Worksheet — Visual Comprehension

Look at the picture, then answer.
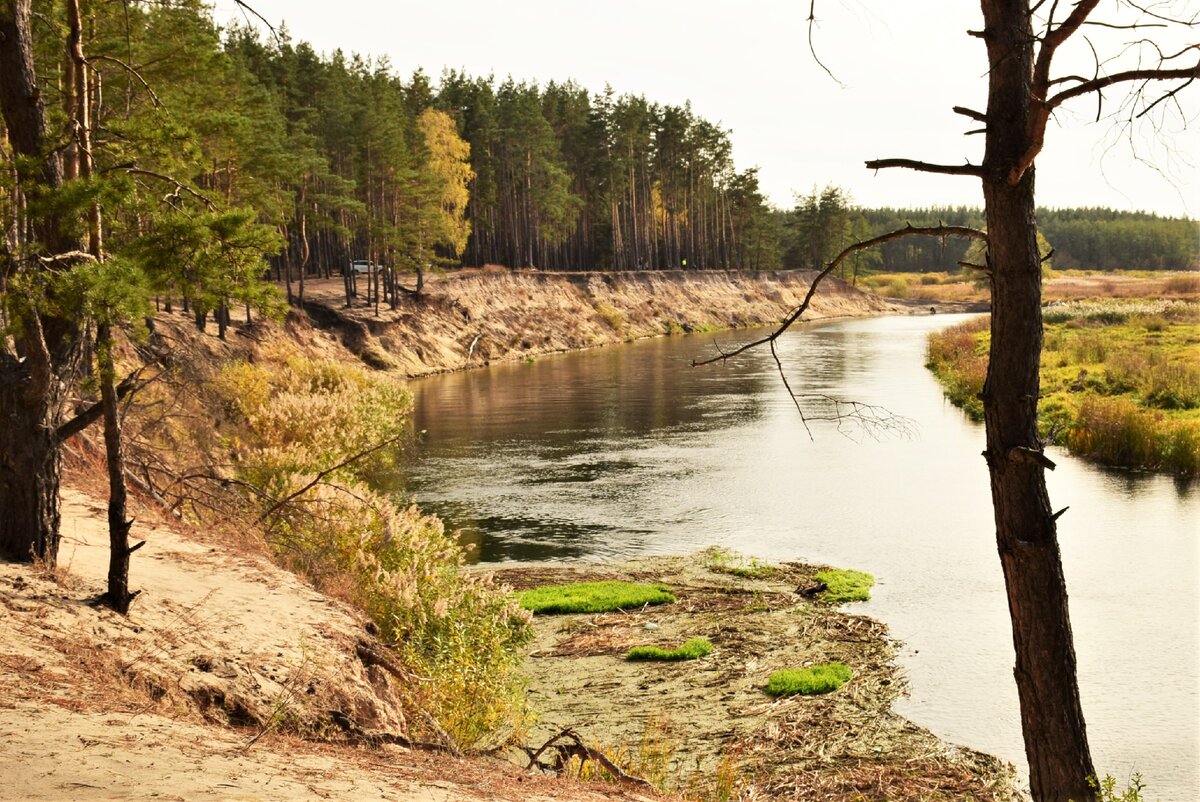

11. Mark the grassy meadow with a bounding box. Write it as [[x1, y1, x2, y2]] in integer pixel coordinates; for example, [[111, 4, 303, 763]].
[[926, 299, 1200, 475]]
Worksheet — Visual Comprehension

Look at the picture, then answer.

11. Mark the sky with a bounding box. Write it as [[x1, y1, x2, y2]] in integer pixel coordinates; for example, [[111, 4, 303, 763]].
[[212, 0, 1198, 217]]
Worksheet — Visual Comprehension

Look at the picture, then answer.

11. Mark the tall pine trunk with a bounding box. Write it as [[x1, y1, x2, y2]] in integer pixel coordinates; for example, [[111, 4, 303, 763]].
[[980, 3, 1096, 800], [0, 0, 78, 566]]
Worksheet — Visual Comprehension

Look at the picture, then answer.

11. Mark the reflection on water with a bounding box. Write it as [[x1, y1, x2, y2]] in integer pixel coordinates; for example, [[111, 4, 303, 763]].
[[403, 315, 1199, 802]]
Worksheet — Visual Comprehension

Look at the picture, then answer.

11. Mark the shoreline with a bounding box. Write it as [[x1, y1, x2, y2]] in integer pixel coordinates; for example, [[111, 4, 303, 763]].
[[491, 553, 1022, 801]]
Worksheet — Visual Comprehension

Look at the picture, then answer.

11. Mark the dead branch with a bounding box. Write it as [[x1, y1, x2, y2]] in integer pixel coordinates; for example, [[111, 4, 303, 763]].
[[84, 54, 162, 107], [126, 168, 216, 210], [864, 158, 984, 177], [693, 224, 986, 369], [255, 433, 405, 525], [1046, 62, 1200, 109], [57, 365, 153, 440], [806, 0, 843, 87], [525, 727, 655, 791], [952, 105, 987, 123]]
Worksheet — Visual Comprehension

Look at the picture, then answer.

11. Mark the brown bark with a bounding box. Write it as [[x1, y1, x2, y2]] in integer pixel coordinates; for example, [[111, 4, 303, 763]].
[[0, 0, 79, 566], [980, 3, 1096, 800]]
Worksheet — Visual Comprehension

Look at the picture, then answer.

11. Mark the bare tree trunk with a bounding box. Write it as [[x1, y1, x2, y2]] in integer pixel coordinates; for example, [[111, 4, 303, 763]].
[[96, 324, 135, 613], [980, 3, 1096, 799]]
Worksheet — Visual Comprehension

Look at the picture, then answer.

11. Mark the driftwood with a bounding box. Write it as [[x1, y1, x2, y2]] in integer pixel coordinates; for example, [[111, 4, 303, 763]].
[[797, 580, 828, 598], [524, 727, 654, 791]]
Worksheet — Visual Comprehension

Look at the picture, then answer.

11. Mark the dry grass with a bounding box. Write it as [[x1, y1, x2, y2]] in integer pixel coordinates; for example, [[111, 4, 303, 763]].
[[864, 269, 1199, 306]]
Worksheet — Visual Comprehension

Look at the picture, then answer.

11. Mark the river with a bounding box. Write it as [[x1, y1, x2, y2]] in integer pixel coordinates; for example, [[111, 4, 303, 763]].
[[402, 313, 1199, 801]]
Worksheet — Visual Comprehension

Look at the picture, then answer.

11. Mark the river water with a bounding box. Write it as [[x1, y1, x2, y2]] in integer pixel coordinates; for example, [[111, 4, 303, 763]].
[[402, 314, 1199, 801]]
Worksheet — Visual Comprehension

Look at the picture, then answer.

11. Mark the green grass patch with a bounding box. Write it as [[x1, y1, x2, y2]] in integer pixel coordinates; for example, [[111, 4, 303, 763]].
[[814, 569, 875, 603], [927, 301, 1200, 475], [626, 637, 714, 662], [766, 663, 852, 697], [519, 581, 676, 614]]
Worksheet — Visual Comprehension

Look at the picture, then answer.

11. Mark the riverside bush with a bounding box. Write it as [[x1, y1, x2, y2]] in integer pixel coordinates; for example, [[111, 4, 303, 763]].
[[926, 304, 1200, 475], [214, 355, 532, 748]]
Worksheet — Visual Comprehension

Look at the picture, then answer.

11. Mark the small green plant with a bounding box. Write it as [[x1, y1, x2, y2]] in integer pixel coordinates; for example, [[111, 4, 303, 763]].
[[1086, 773, 1149, 802], [626, 637, 713, 662], [766, 663, 852, 697], [705, 546, 776, 579], [519, 581, 675, 614], [524, 354, 537, 364], [814, 569, 875, 602]]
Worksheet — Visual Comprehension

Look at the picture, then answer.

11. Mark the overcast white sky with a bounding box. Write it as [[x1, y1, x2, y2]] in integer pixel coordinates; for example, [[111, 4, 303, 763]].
[[213, 0, 1198, 217]]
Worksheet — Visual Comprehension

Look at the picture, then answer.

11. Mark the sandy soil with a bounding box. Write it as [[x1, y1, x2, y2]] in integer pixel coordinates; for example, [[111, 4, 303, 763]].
[[0, 489, 666, 802]]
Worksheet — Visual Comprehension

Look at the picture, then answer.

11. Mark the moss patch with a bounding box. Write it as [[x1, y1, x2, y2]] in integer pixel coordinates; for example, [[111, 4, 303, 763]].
[[519, 580, 675, 615], [766, 663, 852, 697], [814, 569, 875, 603], [626, 637, 713, 662]]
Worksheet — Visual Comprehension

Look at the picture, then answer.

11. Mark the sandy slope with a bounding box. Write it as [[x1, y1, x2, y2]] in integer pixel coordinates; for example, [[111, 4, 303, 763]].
[[293, 268, 914, 377], [0, 489, 663, 802]]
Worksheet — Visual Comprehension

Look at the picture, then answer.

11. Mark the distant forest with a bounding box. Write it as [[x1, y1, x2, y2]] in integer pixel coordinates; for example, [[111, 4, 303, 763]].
[[20, 1, 1192, 296]]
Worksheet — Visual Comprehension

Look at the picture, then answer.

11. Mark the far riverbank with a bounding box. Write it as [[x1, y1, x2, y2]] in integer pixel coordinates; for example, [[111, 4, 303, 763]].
[[290, 269, 985, 377]]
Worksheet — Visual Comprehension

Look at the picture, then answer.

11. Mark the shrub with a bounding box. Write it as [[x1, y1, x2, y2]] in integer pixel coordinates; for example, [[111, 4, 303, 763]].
[[1163, 273, 1200, 294], [1143, 362, 1200, 410], [814, 569, 875, 602], [212, 355, 534, 748], [925, 317, 989, 419], [519, 581, 676, 614], [1088, 773, 1148, 802], [883, 276, 911, 298], [595, 303, 626, 332], [766, 663, 852, 697], [626, 638, 714, 662], [1067, 397, 1200, 474]]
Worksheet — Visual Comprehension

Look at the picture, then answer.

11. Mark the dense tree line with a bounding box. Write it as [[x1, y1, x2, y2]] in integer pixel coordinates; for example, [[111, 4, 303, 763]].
[[825, 205, 1196, 273], [227, 45, 782, 275]]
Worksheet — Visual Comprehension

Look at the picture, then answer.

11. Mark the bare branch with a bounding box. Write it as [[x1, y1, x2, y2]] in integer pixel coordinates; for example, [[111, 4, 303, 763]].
[[770, 338, 812, 441], [1047, 61, 1200, 108], [126, 168, 217, 210], [1136, 76, 1195, 117], [692, 224, 987, 369], [256, 433, 405, 525], [1121, 0, 1199, 26], [84, 54, 162, 108], [231, 0, 279, 41], [57, 366, 153, 441], [1082, 19, 1167, 29], [806, 0, 844, 87], [953, 105, 988, 123], [864, 158, 985, 177]]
